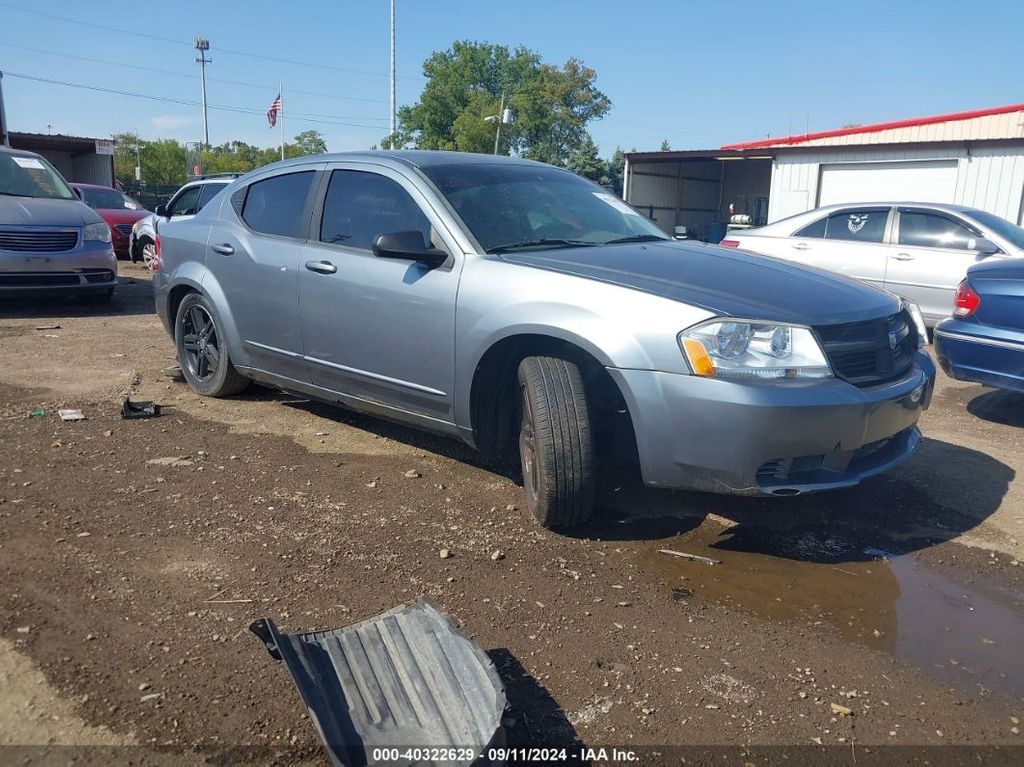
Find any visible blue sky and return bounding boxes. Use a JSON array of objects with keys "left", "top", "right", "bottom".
[{"left": 1, "top": 0, "right": 1021, "bottom": 156}]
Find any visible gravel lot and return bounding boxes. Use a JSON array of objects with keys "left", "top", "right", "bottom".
[{"left": 1, "top": 265, "right": 1022, "bottom": 763}]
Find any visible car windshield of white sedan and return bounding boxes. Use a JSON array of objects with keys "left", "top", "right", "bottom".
[
  {"left": 80, "top": 186, "right": 142, "bottom": 211},
  {"left": 422, "top": 163, "right": 670, "bottom": 253},
  {"left": 969, "top": 209, "right": 1024, "bottom": 250},
  {"left": 0, "top": 153, "right": 75, "bottom": 200}
]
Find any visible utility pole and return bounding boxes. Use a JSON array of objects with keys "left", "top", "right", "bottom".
[
  {"left": 0, "top": 71, "right": 9, "bottom": 147},
  {"left": 194, "top": 38, "right": 211, "bottom": 146},
  {"left": 389, "top": 0, "right": 396, "bottom": 140}
]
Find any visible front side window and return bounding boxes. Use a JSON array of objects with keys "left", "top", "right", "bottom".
[
  {"left": 898, "top": 211, "right": 979, "bottom": 250},
  {"left": 241, "top": 171, "right": 315, "bottom": 238},
  {"left": 320, "top": 170, "right": 432, "bottom": 251},
  {"left": 421, "top": 162, "right": 669, "bottom": 253},
  {"left": 0, "top": 152, "right": 74, "bottom": 200},
  {"left": 168, "top": 185, "right": 202, "bottom": 216},
  {"left": 823, "top": 209, "right": 888, "bottom": 243}
]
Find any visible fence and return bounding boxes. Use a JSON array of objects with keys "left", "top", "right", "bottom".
[{"left": 122, "top": 183, "right": 179, "bottom": 213}]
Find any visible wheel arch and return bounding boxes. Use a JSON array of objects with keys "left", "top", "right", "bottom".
[{"left": 466, "top": 331, "right": 638, "bottom": 464}]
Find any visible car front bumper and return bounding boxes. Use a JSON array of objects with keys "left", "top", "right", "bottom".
[
  {"left": 608, "top": 351, "right": 935, "bottom": 496},
  {"left": 934, "top": 319, "right": 1024, "bottom": 394},
  {"left": 0, "top": 243, "right": 118, "bottom": 296}
]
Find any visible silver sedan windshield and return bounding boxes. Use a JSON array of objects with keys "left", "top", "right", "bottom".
[{"left": 421, "top": 162, "right": 669, "bottom": 253}]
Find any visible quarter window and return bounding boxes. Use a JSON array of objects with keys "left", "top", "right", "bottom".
[
  {"left": 794, "top": 217, "right": 826, "bottom": 238},
  {"left": 898, "top": 211, "right": 978, "bottom": 250},
  {"left": 319, "top": 170, "right": 432, "bottom": 251},
  {"left": 241, "top": 171, "right": 315, "bottom": 239},
  {"left": 822, "top": 209, "right": 887, "bottom": 243}
]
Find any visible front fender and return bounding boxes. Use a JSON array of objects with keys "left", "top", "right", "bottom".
[{"left": 454, "top": 260, "right": 713, "bottom": 430}]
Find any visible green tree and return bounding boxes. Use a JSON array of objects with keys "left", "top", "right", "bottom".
[
  {"left": 396, "top": 41, "right": 610, "bottom": 165},
  {"left": 567, "top": 135, "right": 603, "bottom": 182},
  {"left": 601, "top": 147, "right": 627, "bottom": 197},
  {"left": 659, "top": 139, "right": 671, "bottom": 151},
  {"left": 292, "top": 129, "right": 328, "bottom": 155}
]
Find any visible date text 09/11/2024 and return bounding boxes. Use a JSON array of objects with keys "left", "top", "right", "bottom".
[{"left": 371, "top": 747, "right": 639, "bottom": 762}]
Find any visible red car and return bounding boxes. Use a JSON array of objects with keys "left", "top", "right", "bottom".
[{"left": 71, "top": 183, "right": 150, "bottom": 259}]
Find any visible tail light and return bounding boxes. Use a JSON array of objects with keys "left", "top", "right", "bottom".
[
  {"left": 151, "top": 234, "right": 162, "bottom": 272},
  {"left": 719, "top": 239, "right": 740, "bottom": 248},
  {"left": 952, "top": 280, "right": 980, "bottom": 317}
]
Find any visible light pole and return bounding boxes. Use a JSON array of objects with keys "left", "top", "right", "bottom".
[
  {"left": 194, "top": 38, "right": 211, "bottom": 146},
  {"left": 389, "top": 0, "right": 396, "bottom": 140},
  {"left": 484, "top": 93, "right": 513, "bottom": 155}
]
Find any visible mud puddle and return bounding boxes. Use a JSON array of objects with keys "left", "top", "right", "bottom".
[{"left": 640, "top": 519, "right": 1024, "bottom": 697}]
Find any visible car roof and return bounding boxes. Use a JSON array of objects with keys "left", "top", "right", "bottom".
[
  {"left": 0, "top": 145, "right": 44, "bottom": 159},
  {"left": 70, "top": 182, "right": 117, "bottom": 190},
  {"left": 247, "top": 149, "right": 551, "bottom": 173},
  {"left": 809, "top": 201, "right": 984, "bottom": 216}
]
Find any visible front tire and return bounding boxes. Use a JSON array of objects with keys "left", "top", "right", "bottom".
[
  {"left": 174, "top": 293, "right": 250, "bottom": 397},
  {"left": 138, "top": 238, "right": 157, "bottom": 270},
  {"left": 517, "top": 355, "right": 595, "bottom": 529}
]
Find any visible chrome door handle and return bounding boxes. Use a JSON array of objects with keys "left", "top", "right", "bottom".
[
  {"left": 891, "top": 252, "right": 915, "bottom": 261},
  {"left": 305, "top": 260, "right": 337, "bottom": 274},
  {"left": 792, "top": 242, "right": 810, "bottom": 251},
  {"left": 211, "top": 243, "right": 234, "bottom": 256}
]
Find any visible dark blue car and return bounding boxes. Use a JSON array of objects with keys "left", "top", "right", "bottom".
[{"left": 934, "top": 257, "right": 1024, "bottom": 394}]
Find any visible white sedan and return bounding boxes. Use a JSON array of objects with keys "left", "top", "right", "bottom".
[{"left": 720, "top": 202, "right": 1024, "bottom": 326}]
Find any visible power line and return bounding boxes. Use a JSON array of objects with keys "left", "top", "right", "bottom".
[
  {"left": 3, "top": 72, "right": 389, "bottom": 131},
  {"left": 0, "top": 41, "right": 387, "bottom": 105},
  {"left": 0, "top": 2, "right": 423, "bottom": 82}
]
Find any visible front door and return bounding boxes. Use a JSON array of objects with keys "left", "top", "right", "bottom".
[
  {"left": 887, "top": 208, "right": 993, "bottom": 322},
  {"left": 298, "top": 165, "right": 463, "bottom": 426}
]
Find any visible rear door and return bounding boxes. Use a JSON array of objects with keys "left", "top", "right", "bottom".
[
  {"left": 782, "top": 206, "right": 893, "bottom": 291},
  {"left": 206, "top": 166, "right": 322, "bottom": 382},
  {"left": 887, "top": 208, "right": 996, "bottom": 322},
  {"left": 298, "top": 163, "right": 463, "bottom": 426}
]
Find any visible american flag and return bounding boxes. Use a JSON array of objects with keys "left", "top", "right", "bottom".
[{"left": 267, "top": 92, "right": 282, "bottom": 128}]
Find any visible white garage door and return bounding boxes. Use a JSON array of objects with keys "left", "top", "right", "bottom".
[{"left": 817, "top": 160, "right": 958, "bottom": 207}]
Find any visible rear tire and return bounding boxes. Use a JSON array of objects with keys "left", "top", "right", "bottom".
[
  {"left": 174, "top": 293, "right": 250, "bottom": 397},
  {"left": 517, "top": 355, "right": 595, "bottom": 529}
]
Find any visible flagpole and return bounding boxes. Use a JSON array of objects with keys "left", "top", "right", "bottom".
[{"left": 279, "top": 82, "right": 285, "bottom": 161}]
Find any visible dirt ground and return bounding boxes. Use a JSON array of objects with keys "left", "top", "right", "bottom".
[{"left": 1, "top": 265, "right": 1022, "bottom": 764}]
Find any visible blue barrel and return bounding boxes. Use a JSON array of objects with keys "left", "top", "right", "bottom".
[{"left": 705, "top": 223, "right": 728, "bottom": 244}]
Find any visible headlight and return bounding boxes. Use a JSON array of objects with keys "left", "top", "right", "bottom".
[
  {"left": 901, "top": 299, "right": 928, "bottom": 347},
  {"left": 83, "top": 222, "right": 111, "bottom": 243},
  {"left": 679, "top": 319, "right": 833, "bottom": 380}
]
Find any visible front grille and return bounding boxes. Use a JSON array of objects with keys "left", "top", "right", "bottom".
[
  {"left": 114, "top": 224, "right": 134, "bottom": 236},
  {"left": 814, "top": 310, "right": 916, "bottom": 387},
  {"left": 0, "top": 229, "right": 78, "bottom": 252}
]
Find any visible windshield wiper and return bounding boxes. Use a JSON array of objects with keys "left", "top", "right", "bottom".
[
  {"left": 486, "top": 238, "right": 597, "bottom": 254},
  {"left": 602, "top": 234, "right": 670, "bottom": 245},
  {"left": 0, "top": 191, "right": 40, "bottom": 198}
]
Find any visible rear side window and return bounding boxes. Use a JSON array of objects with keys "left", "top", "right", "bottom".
[
  {"left": 823, "top": 209, "right": 887, "bottom": 243},
  {"left": 241, "top": 171, "right": 316, "bottom": 239},
  {"left": 319, "top": 170, "right": 432, "bottom": 251},
  {"left": 794, "top": 216, "right": 826, "bottom": 238},
  {"left": 197, "top": 183, "right": 226, "bottom": 211},
  {"left": 898, "top": 211, "right": 978, "bottom": 250}
]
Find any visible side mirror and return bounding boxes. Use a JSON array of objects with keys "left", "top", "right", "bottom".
[
  {"left": 372, "top": 231, "right": 448, "bottom": 268},
  {"left": 155, "top": 204, "right": 169, "bottom": 218},
  {"left": 971, "top": 237, "right": 1000, "bottom": 256}
]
